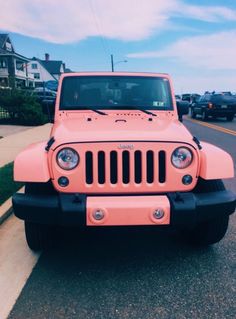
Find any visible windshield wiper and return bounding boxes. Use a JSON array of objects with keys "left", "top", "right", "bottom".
[
  {"left": 92, "top": 109, "right": 108, "bottom": 116},
  {"left": 82, "top": 108, "right": 107, "bottom": 115},
  {"left": 139, "top": 109, "right": 157, "bottom": 117},
  {"left": 127, "top": 106, "right": 157, "bottom": 117}
]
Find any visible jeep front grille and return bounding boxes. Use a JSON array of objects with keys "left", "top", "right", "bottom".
[
  {"left": 85, "top": 149, "right": 166, "bottom": 185},
  {"left": 52, "top": 142, "right": 198, "bottom": 194}
]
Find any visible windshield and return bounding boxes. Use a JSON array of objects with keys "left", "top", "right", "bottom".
[
  {"left": 211, "top": 94, "right": 236, "bottom": 104},
  {"left": 60, "top": 76, "right": 173, "bottom": 110}
]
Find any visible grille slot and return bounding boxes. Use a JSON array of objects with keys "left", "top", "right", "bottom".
[
  {"left": 134, "top": 151, "right": 142, "bottom": 184},
  {"left": 146, "top": 151, "right": 154, "bottom": 183},
  {"left": 85, "top": 151, "right": 93, "bottom": 184},
  {"left": 159, "top": 151, "right": 166, "bottom": 183},
  {"left": 98, "top": 151, "right": 105, "bottom": 184},
  {"left": 110, "top": 151, "right": 118, "bottom": 184},
  {"left": 122, "top": 151, "right": 130, "bottom": 184}
]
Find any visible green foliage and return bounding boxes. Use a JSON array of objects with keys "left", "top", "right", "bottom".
[
  {"left": 0, "top": 89, "right": 48, "bottom": 125},
  {"left": 0, "top": 162, "right": 24, "bottom": 206}
]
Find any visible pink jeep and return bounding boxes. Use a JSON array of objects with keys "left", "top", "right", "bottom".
[{"left": 12, "top": 72, "right": 236, "bottom": 250}]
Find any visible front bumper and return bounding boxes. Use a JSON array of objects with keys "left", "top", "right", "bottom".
[
  {"left": 206, "top": 109, "right": 235, "bottom": 116},
  {"left": 12, "top": 190, "right": 236, "bottom": 227}
]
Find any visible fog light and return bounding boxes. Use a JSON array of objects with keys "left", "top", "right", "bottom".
[
  {"left": 93, "top": 209, "right": 105, "bottom": 220},
  {"left": 182, "top": 175, "right": 193, "bottom": 185},
  {"left": 58, "top": 176, "right": 69, "bottom": 187},
  {"left": 153, "top": 209, "right": 165, "bottom": 219}
]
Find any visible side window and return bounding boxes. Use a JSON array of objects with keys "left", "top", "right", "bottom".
[{"left": 199, "top": 96, "right": 205, "bottom": 102}]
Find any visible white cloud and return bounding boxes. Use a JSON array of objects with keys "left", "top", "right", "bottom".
[
  {"left": 173, "top": 74, "right": 236, "bottom": 94},
  {"left": 127, "top": 30, "right": 236, "bottom": 70},
  {"left": 174, "top": 4, "right": 236, "bottom": 22},
  {"left": 0, "top": 0, "right": 236, "bottom": 44}
]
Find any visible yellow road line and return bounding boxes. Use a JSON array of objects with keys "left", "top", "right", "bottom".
[{"left": 187, "top": 118, "right": 236, "bottom": 136}]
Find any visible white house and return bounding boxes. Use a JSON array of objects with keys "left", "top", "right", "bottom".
[{"left": 28, "top": 54, "right": 67, "bottom": 87}]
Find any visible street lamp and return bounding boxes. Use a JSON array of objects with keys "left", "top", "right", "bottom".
[{"left": 111, "top": 54, "right": 127, "bottom": 72}]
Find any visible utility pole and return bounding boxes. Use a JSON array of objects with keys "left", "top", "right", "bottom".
[{"left": 111, "top": 54, "right": 114, "bottom": 72}]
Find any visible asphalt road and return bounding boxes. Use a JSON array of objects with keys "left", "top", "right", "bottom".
[{"left": 9, "top": 116, "right": 236, "bottom": 319}]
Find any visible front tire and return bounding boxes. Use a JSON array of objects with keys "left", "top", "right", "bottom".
[
  {"left": 202, "top": 110, "right": 208, "bottom": 121},
  {"left": 226, "top": 114, "right": 234, "bottom": 121},
  {"left": 190, "top": 107, "right": 196, "bottom": 119},
  {"left": 25, "top": 222, "right": 53, "bottom": 251},
  {"left": 184, "top": 179, "right": 229, "bottom": 245},
  {"left": 186, "top": 215, "right": 229, "bottom": 246},
  {"left": 24, "top": 182, "right": 56, "bottom": 251}
]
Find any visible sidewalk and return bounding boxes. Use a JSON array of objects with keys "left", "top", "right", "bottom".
[
  {"left": 0, "top": 125, "right": 34, "bottom": 138},
  {"left": 0, "top": 123, "right": 52, "bottom": 168}
]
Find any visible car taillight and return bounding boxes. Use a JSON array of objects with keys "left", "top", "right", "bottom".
[{"left": 208, "top": 103, "right": 213, "bottom": 109}]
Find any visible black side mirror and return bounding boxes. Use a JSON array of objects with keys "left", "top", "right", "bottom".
[
  {"left": 42, "top": 99, "right": 55, "bottom": 123},
  {"left": 177, "top": 101, "right": 189, "bottom": 122}
]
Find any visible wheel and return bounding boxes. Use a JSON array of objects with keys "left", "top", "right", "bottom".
[
  {"left": 202, "top": 110, "right": 208, "bottom": 121},
  {"left": 186, "top": 215, "right": 229, "bottom": 246},
  {"left": 226, "top": 114, "right": 234, "bottom": 121},
  {"left": 184, "top": 179, "right": 229, "bottom": 245},
  {"left": 24, "top": 182, "right": 56, "bottom": 251},
  {"left": 190, "top": 107, "right": 196, "bottom": 119},
  {"left": 25, "top": 221, "right": 54, "bottom": 251}
]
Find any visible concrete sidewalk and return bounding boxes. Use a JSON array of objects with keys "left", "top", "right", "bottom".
[{"left": 0, "top": 123, "right": 52, "bottom": 168}]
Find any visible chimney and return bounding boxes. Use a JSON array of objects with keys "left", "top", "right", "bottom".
[{"left": 45, "top": 53, "right": 50, "bottom": 61}]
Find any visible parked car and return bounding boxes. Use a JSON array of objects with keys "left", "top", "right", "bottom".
[
  {"left": 182, "top": 93, "right": 201, "bottom": 105},
  {"left": 190, "top": 92, "right": 236, "bottom": 121},
  {"left": 181, "top": 93, "right": 191, "bottom": 102},
  {"left": 12, "top": 72, "right": 236, "bottom": 251},
  {"left": 32, "top": 88, "right": 56, "bottom": 120},
  {"left": 32, "top": 88, "right": 56, "bottom": 103},
  {"left": 175, "top": 94, "right": 181, "bottom": 101}
]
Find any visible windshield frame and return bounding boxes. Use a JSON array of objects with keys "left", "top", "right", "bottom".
[{"left": 59, "top": 75, "right": 174, "bottom": 111}]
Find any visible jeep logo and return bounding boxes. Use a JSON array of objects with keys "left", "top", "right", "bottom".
[{"left": 118, "top": 144, "right": 134, "bottom": 150}]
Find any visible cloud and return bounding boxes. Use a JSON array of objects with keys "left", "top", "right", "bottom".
[
  {"left": 0, "top": 0, "right": 236, "bottom": 44},
  {"left": 174, "top": 3, "right": 236, "bottom": 22},
  {"left": 127, "top": 30, "right": 236, "bottom": 70},
  {"left": 173, "top": 74, "right": 236, "bottom": 94}
]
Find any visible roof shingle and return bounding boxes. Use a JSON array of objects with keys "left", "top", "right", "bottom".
[{"left": 41, "top": 60, "right": 63, "bottom": 75}]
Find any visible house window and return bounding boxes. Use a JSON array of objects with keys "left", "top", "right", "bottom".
[
  {"left": 34, "top": 73, "right": 40, "bottom": 79},
  {"left": 16, "top": 61, "right": 24, "bottom": 71},
  {"left": 5, "top": 42, "right": 12, "bottom": 52},
  {"left": 32, "top": 63, "right": 38, "bottom": 69},
  {"left": 0, "top": 59, "right": 7, "bottom": 68}
]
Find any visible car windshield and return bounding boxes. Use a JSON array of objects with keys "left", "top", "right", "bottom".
[
  {"left": 60, "top": 76, "right": 173, "bottom": 110},
  {"left": 211, "top": 94, "right": 236, "bottom": 104}
]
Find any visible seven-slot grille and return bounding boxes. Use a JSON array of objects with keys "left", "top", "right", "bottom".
[{"left": 85, "top": 149, "right": 166, "bottom": 185}]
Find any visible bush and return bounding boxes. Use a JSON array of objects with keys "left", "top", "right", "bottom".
[
  {"left": 0, "top": 89, "right": 48, "bottom": 125},
  {"left": 0, "top": 162, "right": 24, "bottom": 206}
]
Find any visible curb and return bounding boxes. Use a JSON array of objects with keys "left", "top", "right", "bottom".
[
  {"left": 0, "top": 187, "right": 24, "bottom": 225},
  {"left": 0, "top": 197, "right": 13, "bottom": 225}
]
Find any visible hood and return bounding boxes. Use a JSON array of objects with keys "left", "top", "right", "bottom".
[{"left": 51, "top": 112, "right": 194, "bottom": 149}]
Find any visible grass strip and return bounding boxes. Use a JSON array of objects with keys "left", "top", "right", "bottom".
[{"left": 0, "top": 162, "right": 24, "bottom": 205}]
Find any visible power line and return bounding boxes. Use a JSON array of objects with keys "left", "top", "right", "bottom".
[{"left": 88, "top": 0, "right": 110, "bottom": 57}]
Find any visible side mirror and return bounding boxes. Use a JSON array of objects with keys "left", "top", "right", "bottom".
[
  {"left": 177, "top": 101, "right": 189, "bottom": 122},
  {"left": 42, "top": 99, "right": 55, "bottom": 123}
]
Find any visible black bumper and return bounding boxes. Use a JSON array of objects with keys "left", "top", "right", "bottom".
[
  {"left": 206, "top": 109, "right": 235, "bottom": 116},
  {"left": 12, "top": 191, "right": 236, "bottom": 227}
]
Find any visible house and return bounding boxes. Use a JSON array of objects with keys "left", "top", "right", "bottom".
[
  {"left": 28, "top": 54, "right": 69, "bottom": 88},
  {"left": 0, "top": 34, "right": 34, "bottom": 88},
  {"left": 27, "top": 56, "right": 57, "bottom": 88}
]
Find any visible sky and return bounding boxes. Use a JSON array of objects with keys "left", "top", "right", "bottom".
[{"left": 0, "top": 0, "right": 236, "bottom": 94}]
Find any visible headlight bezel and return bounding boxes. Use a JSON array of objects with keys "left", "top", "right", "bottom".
[
  {"left": 171, "top": 147, "right": 193, "bottom": 169},
  {"left": 56, "top": 147, "right": 79, "bottom": 170}
]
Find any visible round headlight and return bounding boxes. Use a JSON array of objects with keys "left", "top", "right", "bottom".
[
  {"left": 171, "top": 147, "right": 193, "bottom": 169},
  {"left": 57, "top": 148, "right": 79, "bottom": 170}
]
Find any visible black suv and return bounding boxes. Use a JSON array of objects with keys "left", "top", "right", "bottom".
[{"left": 190, "top": 92, "right": 236, "bottom": 121}]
